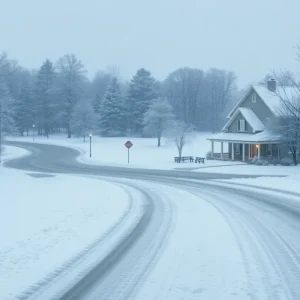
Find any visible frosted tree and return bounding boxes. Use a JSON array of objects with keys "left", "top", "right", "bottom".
[
  {"left": 268, "top": 73, "right": 300, "bottom": 166},
  {"left": 14, "top": 79, "right": 35, "bottom": 136},
  {"left": 170, "top": 121, "right": 194, "bottom": 157},
  {"left": 56, "top": 54, "right": 86, "bottom": 138},
  {"left": 71, "top": 100, "right": 97, "bottom": 142},
  {"left": 34, "top": 59, "right": 56, "bottom": 137},
  {"left": 205, "top": 68, "right": 237, "bottom": 133},
  {"left": 0, "top": 54, "right": 15, "bottom": 134},
  {"left": 93, "top": 93, "right": 102, "bottom": 114},
  {"left": 270, "top": 103, "right": 300, "bottom": 166},
  {"left": 0, "top": 80, "right": 15, "bottom": 136},
  {"left": 91, "top": 71, "right": 113, "bottom": 113},
  {"left": 163, "top": 68, "right": 204, "bottom": 125},
  {"left": 126, "top": 68, "right": 159, "bottom": 135},
  {"left": 99, "top": 78, "right": 125, "bottom": 137},
  {"left": 143, "top": 98, "right": 175, "bottom": 147}
]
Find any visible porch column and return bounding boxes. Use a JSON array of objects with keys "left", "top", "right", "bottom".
[
  {"left": 221, "top": 142, "right": 223, "bottom": 159},
  {"left": 257, "top": 144, "right": 261, "bottom": 159},
  {"left": 211, "top": 141, "right": 214, "bottom": 157},
  {"left": 242, "top": 143, "right": 245, "bottom": 161},
  {"left": 249, "top": 144, "right": 251, "bottom": 160},
  {"left": 231, "top": 143, "right": 235, "bottom": 160}
]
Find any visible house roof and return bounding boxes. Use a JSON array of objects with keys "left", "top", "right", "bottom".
[
  {"left": 227, "top": 84, "right": 300, "bottom": 118},
  {"left": 222, "top": 107, "right": 265, "bottom": 133},
  {"left": 207, "top": 130, "right": 281, "bottom": 144}
]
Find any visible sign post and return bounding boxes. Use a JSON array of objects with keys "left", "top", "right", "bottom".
[{"left": 124, "top": 140, "right": 133, "bottom": 164}]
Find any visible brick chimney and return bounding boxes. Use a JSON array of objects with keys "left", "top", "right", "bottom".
[{"left": 267, "top": 78, "right": 276, "bottom": 92}]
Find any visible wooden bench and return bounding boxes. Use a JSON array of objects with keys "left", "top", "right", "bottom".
[
  {"left": 174, "top": 156, "right": 194, "bottom": 163},
  {"left": 195, "top": 157, "right": 205, "bottom": 164}
]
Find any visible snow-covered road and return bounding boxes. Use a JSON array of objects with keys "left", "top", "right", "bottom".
[
  {"left": 67, "top": 178, "right": 300, "bottom": 300},
  {"left": 3, "top": 142, "right": 300, "bottom": 299}
]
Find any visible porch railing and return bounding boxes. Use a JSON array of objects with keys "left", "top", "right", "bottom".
[{"left": 212, "top": 153, "right": 230, "bottom": 160}]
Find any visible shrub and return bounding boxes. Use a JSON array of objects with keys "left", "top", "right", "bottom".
[
  {"left": 263, "top": 160, "right": 269, "bottom": 166},
  {"left": 255, "top": 159, "right": 268, "bottom": 166},
  {"left": 270, "top": 158, "right": 279, "bottom": 166},
  {"left": 206, "top": 151, "right": 213, "bottom": 160},
  {"left": 280, "top": 157, "right": 293, "bottom": 166},
  {"left": 251, "top": 156, "right": 258, "bottom": 164},
  {"left": 255, "top": 159, "right": 264, "bottom": 165}
]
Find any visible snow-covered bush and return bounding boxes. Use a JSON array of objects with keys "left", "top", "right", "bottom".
[
  {"left": 206, "top": 151, "right": 213, "bottom": 160},
  {"left": 255, "top": 159, "right": 264, "bottom": 165},
  {"left": 250, "top": 156, "right": 258, "bottom": 164},
  {"left": 270, "top": 158, "right": 279, "bottom": 166},
  {"left": 254, "top": 158, "right": 268, "bottom": 166},
  {"left": 280, "top": 157, "right": 293, "bottom": 166}
]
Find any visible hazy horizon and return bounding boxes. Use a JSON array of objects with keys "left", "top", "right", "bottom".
[{"left": 1, "top": 0, "right": 300, "bottom": 88}]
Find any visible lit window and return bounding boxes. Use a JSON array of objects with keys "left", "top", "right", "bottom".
[{"left": 252, "top": 93, "right": 256, "bottom": 103}]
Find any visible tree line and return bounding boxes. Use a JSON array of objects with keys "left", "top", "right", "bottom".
[{"left": 0, "top": 51, "right": 239, "bottom": 143}]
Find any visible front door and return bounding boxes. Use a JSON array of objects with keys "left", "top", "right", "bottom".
[{"left": 250, "top": 144, "right": 257, "bottom": 158}]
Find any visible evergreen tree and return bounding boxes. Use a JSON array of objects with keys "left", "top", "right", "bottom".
[
  {"left": 14, "top": 80, "right": 34, "bottom": 136},
  {"left": 99, "top": 78, "right": 125, "bottom": 137},
  {"left": 0, "top": 80, "right": 15, "bottom": 134},
  {"left": 35, "top": 59, "right": 56, "bottom": 137},
  {"left": 126, "top": 68, "right": 159, "bottom": 135}
]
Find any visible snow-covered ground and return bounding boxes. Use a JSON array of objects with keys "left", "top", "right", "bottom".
[
  {"left": 6, "top": 133, "right": 218, "bottom": 170},
  {"left": 7, "top": 133, "right": 300, "bottom": 176},
  {"left": 214, "top": 173, "right": 300, "bottom": 194},
  {"left": 194, "top": 163, "right": 300, "bottom": 176},
  {"left": 0, "top": 146, "right": 144, "bottom": 300},
  {"left": 1, "top": 144, "right": 30, "bottom": 163}
]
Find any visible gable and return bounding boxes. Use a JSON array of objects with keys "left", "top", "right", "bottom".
[
  {"left": 240, "top": 89, "right": 274, "bottom": 124},
  {"left": 223, "top": 107, "right": 265, "bottom": 133},
  {"left": 226, "top": 112, "right": 253, "bottom": 133},
  {"left": 227, "top": 86, "right": 275, "bottom": 122}
]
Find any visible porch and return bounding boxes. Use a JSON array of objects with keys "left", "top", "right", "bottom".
[
  {"left": 207, "top": 131, "right": 282, "bottom": 162},
  {"left": 210, "top": 141, "right": 280, "bottom": 162}
]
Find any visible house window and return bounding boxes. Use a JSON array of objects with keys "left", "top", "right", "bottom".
[
  {"left": 252, "top": 93, "right": 257, "bottom": 103},
  {"left": 237, "top": 120, "right": 247, "bottom": 132}
]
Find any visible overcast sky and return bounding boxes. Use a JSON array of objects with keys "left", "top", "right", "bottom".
[{"left": 1, "top": 0, "right": 299, "bottom": 88}]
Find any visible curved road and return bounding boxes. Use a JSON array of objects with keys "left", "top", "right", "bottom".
[{"left": 4, "top": 141, "right": 300, "bottom": 300}]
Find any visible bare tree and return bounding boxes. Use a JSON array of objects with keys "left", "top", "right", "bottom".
[
  {"left": 259, "top": 71, "right": 296, "bottom": 87},
  {"left": 106, "top": 65, "right": 121, "bottom": 79},
  {"left": 270, "top": 101, "right": 300, "bottom": 166},
  {"left": 272, "top": 71, "right": 300, "bottom": 118},
  {"left": 170, "top": 121, "right": 194, "bottom": 157},
  {"left": 205, "top": 68, "right": 237, "bottom": 133},
  {"left": 71, "top": 100, "right": 97, "bottom": 142},
  {"left": 163, "top": 68, "right": 204, "bottom": 126},
  {"left": 56, "top": 54, "right": 86, "bottom": 138},
  {"left": 0, "top": 52, "right": 8, "bottom": 71},
  {"left": 143, "top": 98, "right": 175, "bottom": 147}
]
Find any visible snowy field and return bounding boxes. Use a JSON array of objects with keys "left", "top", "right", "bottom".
[
  {"left": 0, "top": 146, "right": 144, "bottom": 299},
  {"left": 6, "top": 132, "right": 300, "bottom": 176},
  {"left": 6, "top": 133, "right": 219, "bottom": 170}
]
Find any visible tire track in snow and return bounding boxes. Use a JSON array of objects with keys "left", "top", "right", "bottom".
[
  {"left": 15, "top": 181, "right": 141, "bottom": 300},
  {"left": 77, "top": 179, "right": 175, "bottom": 300},
  {"left": 186, "top": 186, "right": 300, "bottom": 300}
]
